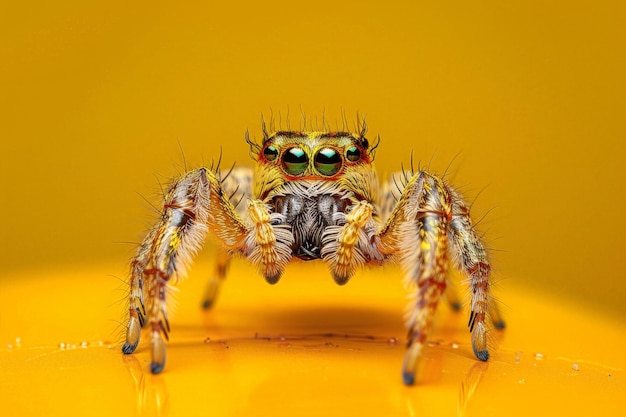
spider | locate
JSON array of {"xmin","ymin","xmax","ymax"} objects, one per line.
[{"xmin": 121, "ymin": 120, "xmax": 504, "ymax": 385}]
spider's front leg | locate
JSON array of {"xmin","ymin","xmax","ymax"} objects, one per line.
[
  {"xmin": 122, "ymin": 168, "xmax": 247, "ymax": 373},
  {"xmin": 377, "ymin": 171, "xmax": 496, "ymax": 385}
]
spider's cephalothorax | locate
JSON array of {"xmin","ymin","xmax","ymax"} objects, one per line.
[
  {"xmin": 250, "ymin": 130, "xmax": 382, "ymax": 284},
  {"xmin": 122, "ymin": 124, "xmax": 505, "ymax": 385}
]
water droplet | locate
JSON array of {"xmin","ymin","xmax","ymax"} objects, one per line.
[
  {"xmin": 59, "ymin": 343, "xmax": 66, "ymax": 350},
  {"xmin": 534, "ymin": 352, "xmax": 544, "ymax": 360},
  {"xmin": 7, "ymin": 344, "xmax": 13, "ymax": 350},
  {"xmin": 80, "ymin": 341, "xmax": 89, "ymax": 348},
  {"xmin": 204, "ymin": 337, "xmax": 211, "ymax": 343},
  {"xmin": 572, "ymin": 363, "xmax": 579, "ymax": 371},
  {"xmin": 518, "ymin": 379, "xmax": 525, "ymax": 384},
  {"xmin": 451, "ymin": 343, "xmax": 459, "ymax": 349},
  {"xmin": 387, "ymin": 337, "xmax": 398, "ymax": 345},
  {"xmin": 15, "ymin": 337, "xmax": 22, "ymax": 347}
]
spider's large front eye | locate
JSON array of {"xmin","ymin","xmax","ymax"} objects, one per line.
[
  {"xmin": 346, "ymin": 146, "xmax": 361, "ymax": 162},
  {"xmin": 263, "ymin": 145, "xmax": 279, "ymax": 161},
  {"xmin": 314, "ymin": 148, "xmax": 342, "ymax": 176},
  {"xmin": 282, "ymin": 147, "xmax": 308, "ymax": 175}
]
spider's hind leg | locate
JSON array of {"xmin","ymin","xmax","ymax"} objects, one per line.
[
  {"xmin": 201, "ymin": 166, "xmax": 254, "ymax": 309},
  {"xmin": 201, "ymin": 248, "xmax": 231, "ymax": 309},
  {"xmin": 447, "ymin": 187, "xmax": 500, "ymax": 360}
]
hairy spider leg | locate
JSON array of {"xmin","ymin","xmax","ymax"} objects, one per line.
[
  {"xmin": 202, "ymin": 167, "xmax": 254, "ymax": 309},
  {"xmin": 380, "ymin": 171, "xmax": 465, "ymax": 313},
  {"xmin": 401, "ymin": 209, "xmax": 449, "ymax": 386},
  {"xmin": 447, "ymin": 187, "xmax": 499, "ymax": 358},
  {"xmin": 123, "ymin": 168, "xmax": 248, "ymax": 373},
  {"xmin": 390, "ymin": 172, "xmax": 453, "ymax": 385},
  {"xmin": 201, "ymin": 248, "xmax": 231, "ymax": 309}
]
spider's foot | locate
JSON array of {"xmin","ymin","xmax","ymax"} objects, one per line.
[
  {"xmin": 449, "ymin": 301, "xmax": 463, "ymax": 312},
  {"xmin": 489, "ymin": 304, "xmax": 506, "ymax": 330},
  {"xmin": 401, "ymin": 342, "xmax": 422, "ymax": 386},
  {"xmin": 150, "ymin": 333, "xmax": 167, "ymax": 374},
  {"xmin": 122, "ymin": 315, "xmax": 141, "ymax": 354},
  {"xmin": 402, "ymin": 370, "xmax": 416, "ymax": 386},
  {"xmin": 122, "ymin": 341, "xmax": 139, "ymax": 355},
  {"xmin": 492, "ymin": 319, "xmax": 506, "ymax": 330},
  {"xmin": 150, "ymin": 360, "xmax": 166, "ymax": 374},
  {"xmin": 201, "ymin": 277, "xmax": 221, "ymax": 310},
  {"xmin": 471, "ymin": 322, "xmax": 489, "ymax": 362}
]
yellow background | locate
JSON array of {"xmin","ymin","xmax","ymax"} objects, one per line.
[{"xmin": 1, "ymin": 1, "xmax": 625, "ymax": 416}]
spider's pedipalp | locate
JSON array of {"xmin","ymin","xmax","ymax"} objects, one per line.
[{"xmin": 321, "ymin": 200, "xmax": 374, "ymax": 285}]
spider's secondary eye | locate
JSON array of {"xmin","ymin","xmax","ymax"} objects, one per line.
[
  {"xmin": 346, "ymin": 146, "xmax": 361, "ymax": 162},
  {"xmin": 263, "ymin": 145, "xmax": 279, "ymax": 161},
  {"xmin": 314, "ymin": 148, "xmax": 342, "ymax": 176},
  {"xmin": 282, "ymin": 147, "xmax": 308, "ymax": 175}
]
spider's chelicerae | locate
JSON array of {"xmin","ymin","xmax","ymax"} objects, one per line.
[{"xmin": 122, "ymin": 120, "xmax": 505, "ymax": 385}]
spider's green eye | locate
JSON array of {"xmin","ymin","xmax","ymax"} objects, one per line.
[
  {"xmin": 282, "ymin": 147, "xmax": 308, "ymax": 175},
  {"xmin": 346, "ymin": 146, "xmax": 361, "ymax": 162},
  {"xmin": 263, "ymin": 145, "xmax": 278, "ymax": 161},
  {"xmin": 314, "ymin": 148, "xmax": 342, "ymax": 176}
]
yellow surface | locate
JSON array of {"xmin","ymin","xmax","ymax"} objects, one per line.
[
  {"xmin": 1, "ymin": 260, "xmax": 625, "ymax": 416},
  {"xmin": 1, "ymin": 1, "xmax": 626, "ymax": 416}
]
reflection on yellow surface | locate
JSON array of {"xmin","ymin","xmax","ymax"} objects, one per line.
[{"xmin": 1, "ymin": 260, "xmax": 624, "ymax": 416}]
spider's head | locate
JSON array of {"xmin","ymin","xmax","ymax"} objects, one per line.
[
  {"xmin": 246, "ymin": 121, "xmax": 380, "ymax": 202},
  {"xmin": 255, "ymin": 131, "xmax": 373, "ymax": 180}
]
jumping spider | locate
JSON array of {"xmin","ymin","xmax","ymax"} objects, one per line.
[{"xmin": 122, "ymin": 121, "xmax": 504, "ymax": 385}]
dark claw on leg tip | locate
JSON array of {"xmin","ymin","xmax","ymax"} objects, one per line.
[
  {"xmin": 402, "ymin": 370, "xmax": 416, "ymax": 386},
  {"xmin": 473, "ymin": 348, "xmax": 490, "ymax": 362},
  {"xmin": 201, "ymin": 299, "xmax": 214, "ymax": 310},
  {"xmin": 450, "ymin": 302, "xmax": 463, "ymax": 312},
  {"xmin": 122, "ymin": 342, "xmax": 138, "ymax": 355},
  {"xmin": 150, "ymin": 361, "xmax": 165, "ymax": 374},
  {"xmin": 493, "ymin": 320, "xmax": 506, "ymax": 330}
]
